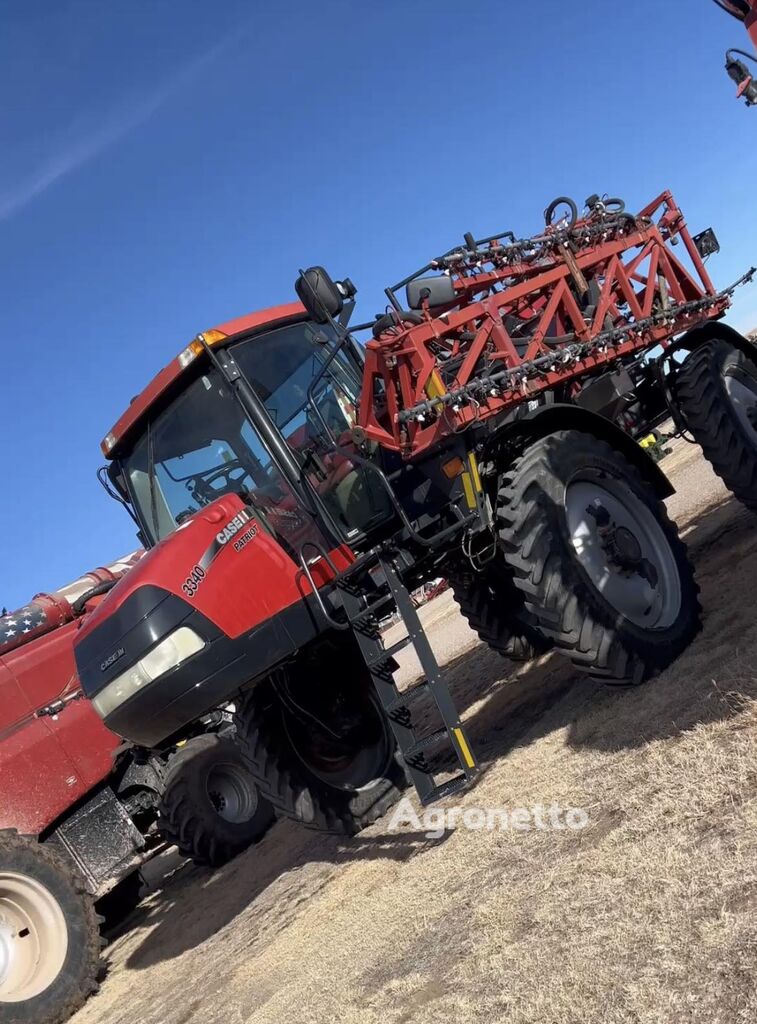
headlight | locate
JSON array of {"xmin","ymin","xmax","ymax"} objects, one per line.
[{"xmin": 92, "ymin": 627, "xmax": 205, "ymax": 718}]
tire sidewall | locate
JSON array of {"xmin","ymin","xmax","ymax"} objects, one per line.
[
  {"xmin": 161, "ymin": 734, "xmax": 274, "ymax": 857},
  {"xmin": 276, "ymin": 686, "xmax": 405, "ymax": 828},
  {"xmin": 447, "ymin": 559, "xmax": 547, "ymax": 659},
  {"xmin": 511, "ymin": 431, "xmax": 694, "ymax": 651},
  {"xmin": 236, "ymin": 680, "xmax": 407, "ymax": 835},
  {"xmin": 708, "ymin": 342, "xmax": 757, "ymax": 448}
]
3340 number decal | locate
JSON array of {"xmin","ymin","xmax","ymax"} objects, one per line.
[{"xmin": 182, "ymin": 565, "xmax": 206, "ymax": 598}]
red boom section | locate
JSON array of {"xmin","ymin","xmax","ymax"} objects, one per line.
[
  {"xmin": 358, "ymin": 192, "xmax": 731, "ymax": 458},
  {"xmin": 719, "ymin": 0, "xmax": 757, "ymax": 47}
]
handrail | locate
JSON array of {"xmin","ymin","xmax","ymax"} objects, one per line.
[{"xmin": 297, "ymin": 541, "xmax": 350, "ymax": 631}]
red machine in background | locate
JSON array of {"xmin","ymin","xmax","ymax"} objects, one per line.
[
  {"xmin": 715, "ymin": 0, "xmax": 757, "ymax": 103},
  {"xmin": 0, "ymin": 554, "xmax": 142, "ymax": 835},
  {"xmin": 1, "ymin": 556, "xmax": 274, "ymax": 1024}
]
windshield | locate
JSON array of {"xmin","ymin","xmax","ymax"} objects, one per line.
[
  {"xmin": 123, "ymin": 368, "xmax": 315, "ymax": 548},
  {"xmin": 123, "ymin": 320, "xmax": 390, "ymax": 547}
]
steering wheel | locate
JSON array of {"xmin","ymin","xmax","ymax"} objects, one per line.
[{"xmin": 187, "ymin": 461, "xmax": 249, "ymax": 503}]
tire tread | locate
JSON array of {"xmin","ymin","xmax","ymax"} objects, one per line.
[{"xmin": 496, "ymin": 431, "xmax": 701, "ymax": 685}]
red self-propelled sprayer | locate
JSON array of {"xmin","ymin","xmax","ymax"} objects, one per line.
[{"xmin": 76, "ymin": 187, "xmax": 757, "ymax": 851}]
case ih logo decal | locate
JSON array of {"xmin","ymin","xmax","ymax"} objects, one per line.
[
  {"xmin": 216, "ymin": 509, "xmax": 254, "ymax": 546},
  {"xmin": 193, "ymin": 509, "xmax": 259, "ymax": 587},
  {"xmin": 100, "ymin": 647, "xmax": 126, "ymax": 672}
]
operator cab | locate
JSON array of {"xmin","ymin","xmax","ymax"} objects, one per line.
[{"xmin": 110, "ymin": 315, "xmax": 393, "ymax": 554}]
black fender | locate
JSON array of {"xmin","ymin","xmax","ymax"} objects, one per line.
[
  {"xmin": 667, "ymin": 320, "xmax": 756, "ymax": 360},
  {"xmin": 493, "ymin": 403, "xmax": 674, "ymax": 499}
]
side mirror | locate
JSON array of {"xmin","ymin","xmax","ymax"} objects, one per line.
[{"xmin": 295, "ymin": 266, "xmax": 356, "ymax": 324}]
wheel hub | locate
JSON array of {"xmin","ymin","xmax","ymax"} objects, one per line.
[
  {"xmin": 589, "ymin": 501, "xmax": 644, "ymax": 572},
  {"xmin": 205, "ymin": 763, "xmax": 258, "ymax": 825},
  {"xmin": 209, "ymin": 790, "xmax": 226, "ymax": 814},
  {"xmin": 610, "ymin": 525, "xmax": 642, "ymax": 564},
  {"xmin": 282, "ymin": 687, "xmax": 394, "ymax": 793},
  {"xmin": 566, "ymin": 479, "xmax": 681, "ymax": 629},
  {"xmin": 0, "ymin": 872, "xmax": 68, "ymax": 1002},
  {"xmin": 603, "ymin": 522, "xmax": 643, "ymax": 570}
]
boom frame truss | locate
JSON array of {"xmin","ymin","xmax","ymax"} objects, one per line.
[{"xmin": 357, "ymin": 192, "xmax": 733, "ymax": 458}]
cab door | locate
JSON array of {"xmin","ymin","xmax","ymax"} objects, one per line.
[{"xmin": 232, "ymin": 320, "xmax": 394, "ymax": 543}]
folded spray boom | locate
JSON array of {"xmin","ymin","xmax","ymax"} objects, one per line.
[{"xmin": 357, "ymin": 191, "xmax": 751, "ymax": 457}]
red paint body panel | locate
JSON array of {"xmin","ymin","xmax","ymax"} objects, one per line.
[
  {"xmin": 748, "ymin": 5, "xmax": 757, "ymax": 46},
  {"xmin": 0, "ymin": 556, "xmax": 142, "ymax": 836},
  {"xmin": 105, "ymin": 302, "xmax": 305, "ymax": 456},
  {"xmin": 0, "ymin": 620, "xmax": 120, "ymax": 835},
  {"xmin": 0, "ymin": 554, "xmax": 142, "ymax": 657},
  {"xmin": 721, "ymin": 1, "xmax": 757, "ymax": 45},
  {"xmin": 78, "ymin": 494, "xmax": 353, "ymax": 649},
  {"xmin": 212, "ymin": 301, "xmax": 305, "ymax": 340}
]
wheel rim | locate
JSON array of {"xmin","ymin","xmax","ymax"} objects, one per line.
[
  {"xmin": 723, "ymin": 367, "xmax": 757, "ymax": 440},
  {"xmin": 206, "ymin": 762, "xmax": 259, "ymax": 824},
  {"xmin": 0, "ymin": 872, "xmax": 68, "ymax": 1003},
  {"xmin": 565, "ymin": 474, "xmax": 682, "ymax": 628},
  {"xmin": 283, "ymin": 691, "xmax": 394, "ymax": 792}
]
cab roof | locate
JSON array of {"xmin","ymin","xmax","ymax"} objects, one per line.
[{"xmin": 102, "ymin": 301, "xmax": 306, "ymax": 458}]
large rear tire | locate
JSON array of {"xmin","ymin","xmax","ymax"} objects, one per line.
[
  {"xmin": 497, "ymin": 430, "xmax": 701, "ymax": 684},
  {"xmin": 447, "ymin": 560, "xmax": 550, "ymax": 661},
  {"xmin": 676, "ymin": 338, "xmax": 757, "ymax": 510},
  {"xmin": 0, "ymin": 830, "xmax": 101, "ymax": 1024},
  {"xmin": 159, "ymin": 734, "xmax": 275, "ymax": 867},
  {"xmin": 234, "ymin": 641, "xmax": 406, "ymax": 835}
]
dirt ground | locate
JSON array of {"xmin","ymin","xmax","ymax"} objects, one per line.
[{"xmin": 75, "ymin": 440, "xmax": 757, "ymax": 1024}]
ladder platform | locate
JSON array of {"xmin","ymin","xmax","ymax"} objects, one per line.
[
  {"xmin": 420, "ymin": 773, "xmax": 471, "ymax": 806},
  {"xmin": 364, "ymin": 634, "xmax": 413, "ymax": 668},
  {"xmin": 336, "ymin": 552, "xmax": 479, "ymax": 806},
  {"xmin": 349, "ymin": 592, "xmax": 395, "ymax": 627},
  {"xmin": 384, "ymin": 680, "xmax": 430, "ymax": 715},
  {"xmin": 405, "ymin": 728, "xmax": 450, "ymax": 763}
]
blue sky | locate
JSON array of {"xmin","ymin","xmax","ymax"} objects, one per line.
[{"xmin": 2, "ymin": 0, "xmax": 756, "ymax": 608}]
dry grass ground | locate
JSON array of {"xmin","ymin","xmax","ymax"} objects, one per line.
[{"xmin": 75, "ymin": 441, "xmax": 757, "ymax": 1024}]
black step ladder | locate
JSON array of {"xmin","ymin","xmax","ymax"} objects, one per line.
[{"xmin": 337, "ymin": 555, "xmax": 479, "ymax": 806}]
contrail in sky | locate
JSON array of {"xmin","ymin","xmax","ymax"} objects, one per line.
[{"xmin": 0, "ymin": 28, "xmax": 242, "ymax": 221}]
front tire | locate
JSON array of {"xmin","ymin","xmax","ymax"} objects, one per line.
[
  {"xmin": 676, "ymin": 338, "xmax": 757, "ymax": 509},
  {"xmin": 0, "ymin": 830, "xmax": 101, "ymax": 1024},
  {"xmin": 497, "ymin": 430, "xmax": 701, "ymax": 684},
  {"xmin": 234, "ymin": 641, "xmax": 406, "ymax": 835},
  {"xmin": 159, "ymin": 734, "xmax": 275, "ymax": 867}
]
